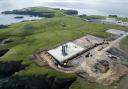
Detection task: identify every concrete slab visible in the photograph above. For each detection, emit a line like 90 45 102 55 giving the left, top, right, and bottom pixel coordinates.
73 35 104 48
106 29 126 36
48 42 85 62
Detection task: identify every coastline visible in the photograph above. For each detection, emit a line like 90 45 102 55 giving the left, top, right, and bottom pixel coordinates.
0 6 127 89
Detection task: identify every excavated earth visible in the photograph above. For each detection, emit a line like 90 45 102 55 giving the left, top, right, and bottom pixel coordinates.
75 43 128 86
32 47 128 86
107 47 128 66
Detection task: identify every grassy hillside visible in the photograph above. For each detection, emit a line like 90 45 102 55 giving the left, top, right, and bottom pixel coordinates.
120 36 128 53
28 7 66 16
79 15 106 20
0 16 128 89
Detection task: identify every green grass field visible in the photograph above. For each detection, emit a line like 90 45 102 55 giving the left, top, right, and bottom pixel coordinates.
120 36 128 52
0 15 128 89
79 15 106 20
28 7 66 16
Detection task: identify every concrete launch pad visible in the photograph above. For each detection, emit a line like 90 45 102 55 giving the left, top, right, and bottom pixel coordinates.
48 42 85 62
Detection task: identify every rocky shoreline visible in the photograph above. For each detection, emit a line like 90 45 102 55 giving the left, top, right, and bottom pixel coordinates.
2 10 55 18
0 61 26 78
1 75 76 89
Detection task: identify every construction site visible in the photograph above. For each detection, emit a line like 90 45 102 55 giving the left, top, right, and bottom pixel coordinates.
32 29 128 86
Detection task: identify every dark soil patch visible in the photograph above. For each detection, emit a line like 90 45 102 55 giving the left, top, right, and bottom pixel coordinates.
0 49 9 57
0 61 27 78
0 25 9 29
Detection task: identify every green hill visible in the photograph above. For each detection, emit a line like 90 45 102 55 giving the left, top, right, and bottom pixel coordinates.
0 15 128 89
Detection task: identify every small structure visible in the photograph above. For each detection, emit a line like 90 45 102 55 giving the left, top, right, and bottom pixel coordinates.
62 44 68 56
48 42 85 63
106 29 126 36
